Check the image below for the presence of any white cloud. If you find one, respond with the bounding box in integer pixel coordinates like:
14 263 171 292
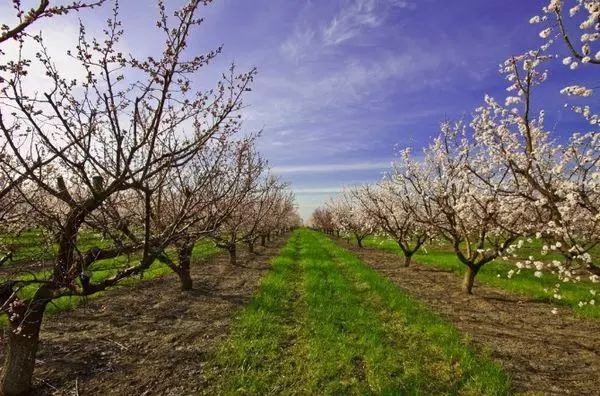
280 0 416 62
272 161 389 174
322 0 415 46
322 0 380 46
294 187 343 194
280 26 315 62
0 8 84 94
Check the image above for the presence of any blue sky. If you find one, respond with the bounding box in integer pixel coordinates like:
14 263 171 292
3 0 595 220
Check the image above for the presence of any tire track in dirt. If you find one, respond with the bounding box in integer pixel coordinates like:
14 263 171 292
340 243 600 396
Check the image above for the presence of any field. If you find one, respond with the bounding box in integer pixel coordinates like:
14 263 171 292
0 232 222 325
362 237 600 319
0 237 285 395
3 229 599 394
206 229 509 395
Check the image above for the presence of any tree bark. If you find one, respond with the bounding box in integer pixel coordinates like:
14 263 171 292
462 266 479 294
398 243 411 267
2 290 50 396
356 236 363 248
177 243 194 291
228 245 237 266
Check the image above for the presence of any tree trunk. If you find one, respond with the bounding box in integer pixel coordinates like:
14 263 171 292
247 241 255 254
228 246 237 266
356 236 363 248
260 235 266 247
398 242 410 267
2 292 49 396
462 266 479 294
177 243 194 291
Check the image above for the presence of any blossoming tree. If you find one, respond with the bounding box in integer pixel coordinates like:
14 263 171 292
326 189 377 248
350 182 428 266
0 1 256 393
398 122 526 294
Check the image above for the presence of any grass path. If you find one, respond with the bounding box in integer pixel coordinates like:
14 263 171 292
341 240 600 395
207 229 510 395
207 232 309 394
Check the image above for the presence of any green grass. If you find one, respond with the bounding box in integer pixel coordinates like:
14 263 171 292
207 229 510 395
0 228 114 267
207 232 309 394
0 239 222 326
363 236 600 319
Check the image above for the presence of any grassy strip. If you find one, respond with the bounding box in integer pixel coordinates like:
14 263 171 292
210 229 510 394
310 231 510 395
0 240 222 326
363 236 600 319
206 232 309 395
301 231 390 394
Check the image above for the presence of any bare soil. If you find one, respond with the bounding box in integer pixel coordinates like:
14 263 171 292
341 241 600 396
0 238 286 395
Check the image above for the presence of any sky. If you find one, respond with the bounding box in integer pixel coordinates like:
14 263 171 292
1 0 596 220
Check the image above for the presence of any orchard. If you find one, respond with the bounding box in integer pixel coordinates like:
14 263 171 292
1 1 599 395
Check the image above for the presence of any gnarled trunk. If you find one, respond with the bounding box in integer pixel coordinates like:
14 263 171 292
177 243 194 291
356 236 363 248
228 245 237 266
462 265 479 294
398 243 411 267
2 289 50 396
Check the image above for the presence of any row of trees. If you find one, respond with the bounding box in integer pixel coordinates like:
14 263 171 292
0 1 300 394
311 0 599 296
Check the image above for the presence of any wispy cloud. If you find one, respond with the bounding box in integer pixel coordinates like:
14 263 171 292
280 26 316 62
272 161 390 174
322 0 415 46
294 187 344 194
279 0 416 62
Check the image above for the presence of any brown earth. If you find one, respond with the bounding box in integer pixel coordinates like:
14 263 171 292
340 241 600 396
1 237 286 396
5 234 599 395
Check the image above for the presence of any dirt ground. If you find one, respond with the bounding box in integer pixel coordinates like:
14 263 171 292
2 238 285 396
340 242 600 396
4 235 599 395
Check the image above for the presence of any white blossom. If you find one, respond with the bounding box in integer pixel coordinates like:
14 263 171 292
560 85 593 96
539 28 552 39
530 15 541 24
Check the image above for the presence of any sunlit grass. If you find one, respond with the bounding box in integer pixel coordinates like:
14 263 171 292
208 229 510 395
0 239 222 327
0 228 114 267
